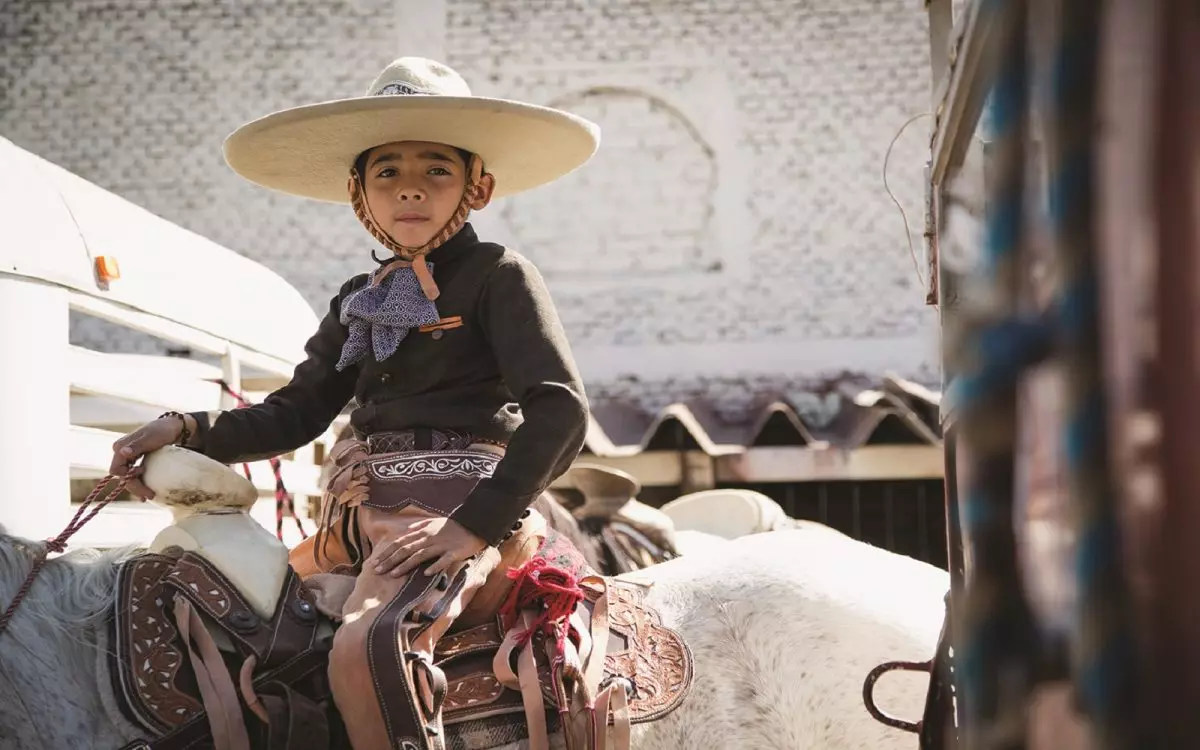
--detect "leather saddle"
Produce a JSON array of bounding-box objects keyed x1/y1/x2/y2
[
  {"x1": 109, "y1": 446, "x2": 695, "y2": 750},
  {"x1": 308, "y1": 440, "x2": 695, "y2": 749},
  {"x1": 110, "y1": 447, "x2": 337, "y2": 749},
  {"x1": 109, "y1": 553, "x2": 692, "y2": 750},
  {"x1": 108, "y1": 550, "x2": 338, "y2": 750},
  {"x1": 554, "y1": 464, "x2": 680, "y2": 575},
  {"x1": 659, "y1": 488, "x2": 795, "y2": 539},
  {"x1": 432, "y1": 577, "x2": 692, "y2": 739},
  {"x1": 140, "y1": 446, "x2": 290, "y2": 621}
]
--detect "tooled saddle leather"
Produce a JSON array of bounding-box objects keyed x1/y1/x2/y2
[
  {"x1": 108, "y1": 429, "x2": 695, "y2": 750},
  {"x1": 108, "y1": 549, "x2": 342, "y2": 750},
  {"x1": 434, "y1": 578, "x2": 693, "y2": 729},
  {"x1": 107, "y1": 550, "x2": 693, "y2": 750}
]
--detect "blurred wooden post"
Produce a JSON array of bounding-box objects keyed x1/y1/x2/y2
[
  {"x1": 1095, "y1": 0, "x2": 1164, "y2": 741},
  {"x1": 1151, "y1": 1, "x2": 1200, "y2": 745}
]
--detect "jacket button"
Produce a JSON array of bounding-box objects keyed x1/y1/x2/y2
[
  {"x1": 521, "y1": 509, "x2": 531, "y2": 518},
  {"x1": 501, "y1": 531, "x2": 513, "y2": 542},
  {"x1": 511, "y1": 521, "x2": 522, "y2": 531},
  {"x1": 431, "y1": 330, "x2": 444, "y2": 341},
  {"x1": 380, "y1": 373, "x2": 391, "y2": 385}
]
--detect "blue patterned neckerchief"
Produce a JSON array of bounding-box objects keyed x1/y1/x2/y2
[{"x1": 335, "y1": 262, "x2": 440, "y2": 371}]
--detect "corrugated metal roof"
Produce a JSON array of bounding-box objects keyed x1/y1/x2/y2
[{"x1": 582, "y1": 375, "x2": 942, "y2": 458}]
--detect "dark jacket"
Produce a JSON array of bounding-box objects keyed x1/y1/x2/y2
[{"x1": 188, "y1": 224, "x2": 589, "y2": 546}]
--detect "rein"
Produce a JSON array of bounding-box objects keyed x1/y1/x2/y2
[
  {"x1": 214, "y1": 380, "x2": 306, "y2": 542},
  {"x1": 0, "y1": 472, "x2": 132, "y2": 638},
  {"x1": 0, "y1": 384, "x2": 306, "y2": 639}
]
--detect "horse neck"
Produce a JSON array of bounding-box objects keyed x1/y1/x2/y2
[{"x1": 0, "y1": 535, "x2": 140, "y2": 748}]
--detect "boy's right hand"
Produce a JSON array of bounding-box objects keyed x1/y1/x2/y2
[{"x1": 109, "y1": 415, "x2": 193, "y2": 500}]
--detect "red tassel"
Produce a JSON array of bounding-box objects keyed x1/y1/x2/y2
[{"x1": 497, "y1": 556, "x2": 586, "y2": 651}]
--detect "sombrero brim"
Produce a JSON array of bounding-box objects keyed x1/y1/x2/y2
[{"x1": 223, "y1": 95, "x2": 600, "y2": 202}]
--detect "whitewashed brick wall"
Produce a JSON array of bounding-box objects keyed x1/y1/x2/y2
[
  {"x1": 1, "y1": 0, "x2": 940, "y2": 418},
  {"x1": 1, "y1": 0, "x2": 400, "y2": 353}
]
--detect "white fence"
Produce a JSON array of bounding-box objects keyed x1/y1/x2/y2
[{"x1": 0, "y1": 136, "x2": 340, "y2": 547}]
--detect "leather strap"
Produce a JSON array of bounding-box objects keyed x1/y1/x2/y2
[
  {"x1": 608, "y1": 683, "x2": 631, "y2": 750},
  {"x1": 490, "y1": 610, "x2": 551, "y2": 750},
  {"x1": 173, "y1": 596, "x2": 251, "y2": 750},
  {"x1": 239, "y1": 655, "x2": 269, "y2": 724},
  {"x1": 588, "y1": 679, "x2": 632, "y2": 750},
  {"x1": 592, "y1": 686, "x2": 610, "y2": 750},
  {"x1": 578, "y1": 577, "x2": 622, "y2": 750},
  {"x1": 580, "y1": 577, "x2": 610, "y2": 701},
  {"x1": 124, "y1": 647, "x2": 334, "y2": 750},
  {"x1": 258, "y1": 681, "x2": 331, "y2": 750}
]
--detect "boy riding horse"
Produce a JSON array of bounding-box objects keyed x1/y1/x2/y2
[{"x1": 110, "y1": 57, "x2": 602, "y2": 750}]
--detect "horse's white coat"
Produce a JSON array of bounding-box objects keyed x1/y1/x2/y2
[
  {"x1": 0, "y1": 524, "x2": 946, "y2": 750},
  {"x1": 671, "y1": 529, "x2": 730, "y2": 556},
  {"x1": 623, "y1": 526, "x2": 945, "y2": 749},
  {"x1": 0, "y1": 533, "x2": 143, "y2": 750}
]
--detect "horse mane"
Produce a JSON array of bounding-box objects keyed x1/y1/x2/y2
[
  {"x1": 0, "y1": 526, "x2": 148, "y2": 748},
  {"x1": 0, "y1": 525, "x2": 140, "y2": 641}
]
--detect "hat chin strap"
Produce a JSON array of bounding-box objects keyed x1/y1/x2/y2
[{"x1": 348, "y1": 154, "x2": 488, "y2": 301}]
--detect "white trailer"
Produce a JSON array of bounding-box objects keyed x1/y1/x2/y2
[{"x1": 0, "y1": 135, "x2": 340, "y2": 547}]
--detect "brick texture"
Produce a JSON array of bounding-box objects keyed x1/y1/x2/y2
[
  {"x1": 1, "y1": 0, "x2": 939, "y2": 414},
  {"x1": 495, "y1": 86, "x2": 720, "y2": 277},
  {"x1": 447, "y1": 0, "x2": 937, "y2": 355},
  {"x1": 1, "y1": 0, "x2": 399, "y2": 352}
]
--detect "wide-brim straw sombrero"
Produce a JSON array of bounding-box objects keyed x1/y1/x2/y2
[{"x1": 223, "y1": 57, "x2": 600, "y2": 203}]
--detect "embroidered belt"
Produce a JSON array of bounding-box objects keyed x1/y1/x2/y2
[{"x1": 366, "y1": 427, "x2": 507, "y2": 455}]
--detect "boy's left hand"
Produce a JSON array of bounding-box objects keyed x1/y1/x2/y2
[{"x1": 371, "y1": 517, "x2": 487, "y2": 578}]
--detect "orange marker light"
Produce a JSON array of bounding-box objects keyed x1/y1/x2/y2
[{"x1": 95, "y1": 255, "x2": 121, "y2": 283}]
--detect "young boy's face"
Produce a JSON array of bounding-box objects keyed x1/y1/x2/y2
[{"x1": 360, "y1": 140, "x2": 491, "y2": 247}]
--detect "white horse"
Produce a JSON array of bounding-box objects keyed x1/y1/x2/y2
[
  {"x1": 0, "y1": 444, "x2": 947, "y2": 750},
  {"x1": 0, "y1": 521, "x2": 947, "y2": 750}
]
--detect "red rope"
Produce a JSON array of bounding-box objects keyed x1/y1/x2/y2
[
  {"x1": 497, "y1": 556, "x2": 585, "y2": 653},
  {"x1": 0, "y1": 473, "x2": 131, "y2": 637},
  {"x1": 215, "y1": 380, "x2": 307, "y2": 541},
  {"x1": 497, "y1": 557, "x2": 588, "y2": 715}
]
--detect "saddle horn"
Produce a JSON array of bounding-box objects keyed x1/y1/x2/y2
[{"x1": 566, "y1": 464, "x2": 642, "y2": 520}]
